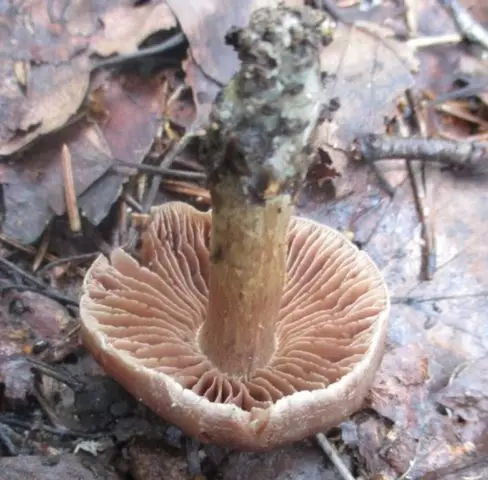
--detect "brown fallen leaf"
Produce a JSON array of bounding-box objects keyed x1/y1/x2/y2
[
  {"x1": 345, "y1": 343, "x2": 480, "y2": 478},
  {"x1": 219, "y1": 442, "x2": 349, "y2": 480},
  {"x1": 0, "y1": 356, "x2": 35, "y2": 401},
  {"x1": 90, "y1": 1, "x2": 177, "y2": 57},
  {"x1": 315, "y1": 22, "x2": 416, "y2": 196},
  {"x1": 436, "y1": 356, "x2": 488, "y2": 444},
  {"x1": 0, "y1": 454, "x2": 120, "y2": 480},
  {"x1": 2, "y1": 120, "x2": 113, "y2": 244},
  {"x1": 182, "y1": 53, "x2": 221, "y2": 128},
  {"x1": 77, "y1": 72, "x2": 166, "y2": 227},
  {"x1": 0, "y1": 64, "x2": 90, "y2": 156},
  {"x1": 176, "y1": 0, "x2": 304, "y2": 127},
  {"x1": 0, "y1": 288, "x2": 74, "y2": 361}
]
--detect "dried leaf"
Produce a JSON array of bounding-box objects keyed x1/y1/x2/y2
[
  {"x1": 2, "y1": 121, "x2": 113, "y2": 244},
  {"x1": 175, "y1": 0, "x2": 304, "y2": 123},
  {"x1": 0, "y1": 65, "x2": 90, "y2": 156},
  {"x1": 0, "y1": 454, "x2": 120, "y2": 480},
  {"x1": 90, "y1": 1, "x2": 177, "y2": 57},
  {"x1": 78, "y1": 72, "x2": 166, "y2": 226},
  {"x1": 315, "y1": 23, "x2": 415, "y2": 196}
]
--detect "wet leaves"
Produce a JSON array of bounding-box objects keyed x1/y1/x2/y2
[
  {"x1": 0, "y1": 454, "x2": 121, "y2": 480},
  {"x1": 0, "y1": 64, "x2": 90, "y2": 156},
  {"x1": 315, "y1": 22, "x2": 416, "y2": 196},
  {"x1": 90, "y1": 2, "x2": 177, "y2": 57},
  {"x1": 2, "y1": 121, "x2": 113, "y2": 244},
  {"x1": 0, "y1": 0, "x2": 487, "y2": 479}
]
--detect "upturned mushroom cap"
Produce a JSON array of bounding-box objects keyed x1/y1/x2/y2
[{"x1": 80, "y1": 202, "x2": 389, "y2": 450}]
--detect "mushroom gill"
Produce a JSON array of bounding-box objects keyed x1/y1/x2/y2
[{"x1": 81, "y1": 202, "x2": 388, "y2": 411}]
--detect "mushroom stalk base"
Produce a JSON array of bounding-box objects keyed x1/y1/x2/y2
[{"x1": 200, "y1": 182, "x2": 292, "y2": 379}]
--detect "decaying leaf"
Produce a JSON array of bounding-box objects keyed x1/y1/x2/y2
[
  {"x1": 0, "y1": 454, "x2": 120, "y2": 480},
  {"x1": 315, "y1": 23, "x2": 416, "y2": 196},
  {"x1": 77, "y1": 72, "x2": 166, "y2": 227},
  {"x1": 2, "y1": 121, "x2": 113, "y2": 244},
  {"x1": 437, "y1": 356, "x2": 488, "y2": 443},
  {"x1": 0, "y1": 356, "x2": 35, "y2": 401},
  {"x1": 90, "y1": 1, "x2": 178, "y2": 57},
  {"x1": 0, "y1": 65, "x2": 90, "y2": 156},
  {"x1": 177, "y1": 0, "x2": 304, "y2": 126}
]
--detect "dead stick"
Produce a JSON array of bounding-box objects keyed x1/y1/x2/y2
[
  {"x1": 353, "y1": 134, "x2": 488, "y2": 172},
  {"x1": 404, "y1": 0, "x2": 418, "y2": 37},
  {"x1": 91, "y1": 32, "x2": 186, "y2": 71},
  {"x1": 61, "y1": 144, "x2": 81, "y2": 233},
  {"x1": 407, "y1": 33, "x2": 461, "y2": 49},
  {"x1": 405, "y1": 89, "x2": 436, "y2": 280},
  {"x1": 315, "y1": 433, "x2": 356, "y2": 480},
  {"x1": 143, "y1": 131, "x2": 199, "y2": 212},
  {"x1": 32, "y1": 223, "x2": 51, "y2": 272},
  {"x1": 439, "y1": 0, "x2": 488, "y2": 50}
]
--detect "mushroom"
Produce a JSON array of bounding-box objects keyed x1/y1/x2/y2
[{"x1": 80, "y1": 6, "x2": 389, "y2": 450}]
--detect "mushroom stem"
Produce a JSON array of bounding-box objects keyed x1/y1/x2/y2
[
  {"x1": 200, "y1": 180, "x2": 291, "y2": 377},
  {"x1": 199, "y1": 6, "x2": 332, "y2": 378}
]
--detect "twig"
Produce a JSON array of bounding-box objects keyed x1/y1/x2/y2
[
  {"x1": 161, "y1": 179, "x2": 211, "y2": 204},
  {"x1": 0, "y1": 284, "x2": 79, "y2": 307},
  {"x1": 0, "y1": 234, "x2": 86, "y2": 277},
  {"x1": 61, "y1": 144, "x2": 81, "y2": 233},
  {"x1": 91, "y1": 32, "x2": 186, "y2": 71},
  {"x1": 407, "y1": 33, "x2": 462, "y2": 49},
  {"x1": 0, "y1": 256, "x2": 49, "y2": 291},
  {"x1": 0, "y1": 423, "x2": 19, "y2": 456},
  {"x1": 439, "y1": 0, "x2": 488, "y2": 50},
  {"x1": 121, "y1": 192, "x2": 144, "y2": 213},
  {"x1": 405, "y1": 89, "x2": 436, "y2": 280},
  {"x1": 404, "y1": 0, "x2": 418, "y2": 37},
  {"x1": 0, "y1": 234, "x2": 58, "y2": 262},
  {"x1": 315, "y1": 433, "x2": 356, "y2": 480},
  {"x1": 433, "y1": 79, "x2": 488, "y2": 104},
  {"x1": 143, "y1": 132, "x2": 199, "y2": 212},
  {"x1": 32, "y1": 225, "x2": 52, "y2": 272},
  {"x1": 0, "y1": 415, "x2": 102, "y2": 439},
  {"x1": 112, "y1": 159, "x2": 206, "y2": 180},
  {"x1": 26, "y1": 357, "x2": 84, "y2": 392},
  {"x1": 435, "y1": 101, "x2": 488, "y2": 128},
  {"x1": 37, "y1": 252, "x2": 99, "y2": 277},
  {"x1": 353, "y1": 134, "x2": 488, "y2": 172},
  {"x1": 391, "y1": 291, "x2": 488, "y2": 304}
]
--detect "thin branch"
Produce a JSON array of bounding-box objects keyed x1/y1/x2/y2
[
  {"x1": 353, "y1": 134, "x2": 488, "y2": 172},
  {"x1": 112, "y1": 159, "x2": 206, "y2": 180},
  {"x1": 407, "y1": 33, "x2": 462, "y2": 49},
  {"x1": 61, "y1": 144, "x2": 82, "y2": 233},
  {"x1": 26, "y1": 357, "x2": 84, "y2": 392},
  {"x1": 121, "y1": 192, "x2": 144, "y2": 213},
  {"x1": 391, "y1": 291, "x2": 488, "y2": 304},
  {"x1": 405, "y1": 89, "x2": 436, "y2": 280},
  {"x1": 91, "y1": 32, "x2": 186, "y2": 71},
  {"x1": 433, "y1": 79, "x2": 488, "y2": 104},
  {"x1": 143, "y1": 131, "x2": 200, "y2": 212},
  {"x1": 404, "y1": 0, "x2": 418, "y2": 37},
  {"x1": 0, "y1": 284, "x2": 78, "y2": 307},
  {"x1": 0, "y1": 415, "x2": 102, "y2": 439},
  {"x1": 315, "y1": 433, "x2": 356, "y2": 480},
  {"x1": 37, "y1": 252, "x2": 99, "y2": 276},
  {"x1": 439, "y1": 0, "x2": 488, "y2": 50}
]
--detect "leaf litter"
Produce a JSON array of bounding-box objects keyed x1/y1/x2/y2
[{"x1": 0, "y1": 0, "x2": 487, "y2": 478}]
